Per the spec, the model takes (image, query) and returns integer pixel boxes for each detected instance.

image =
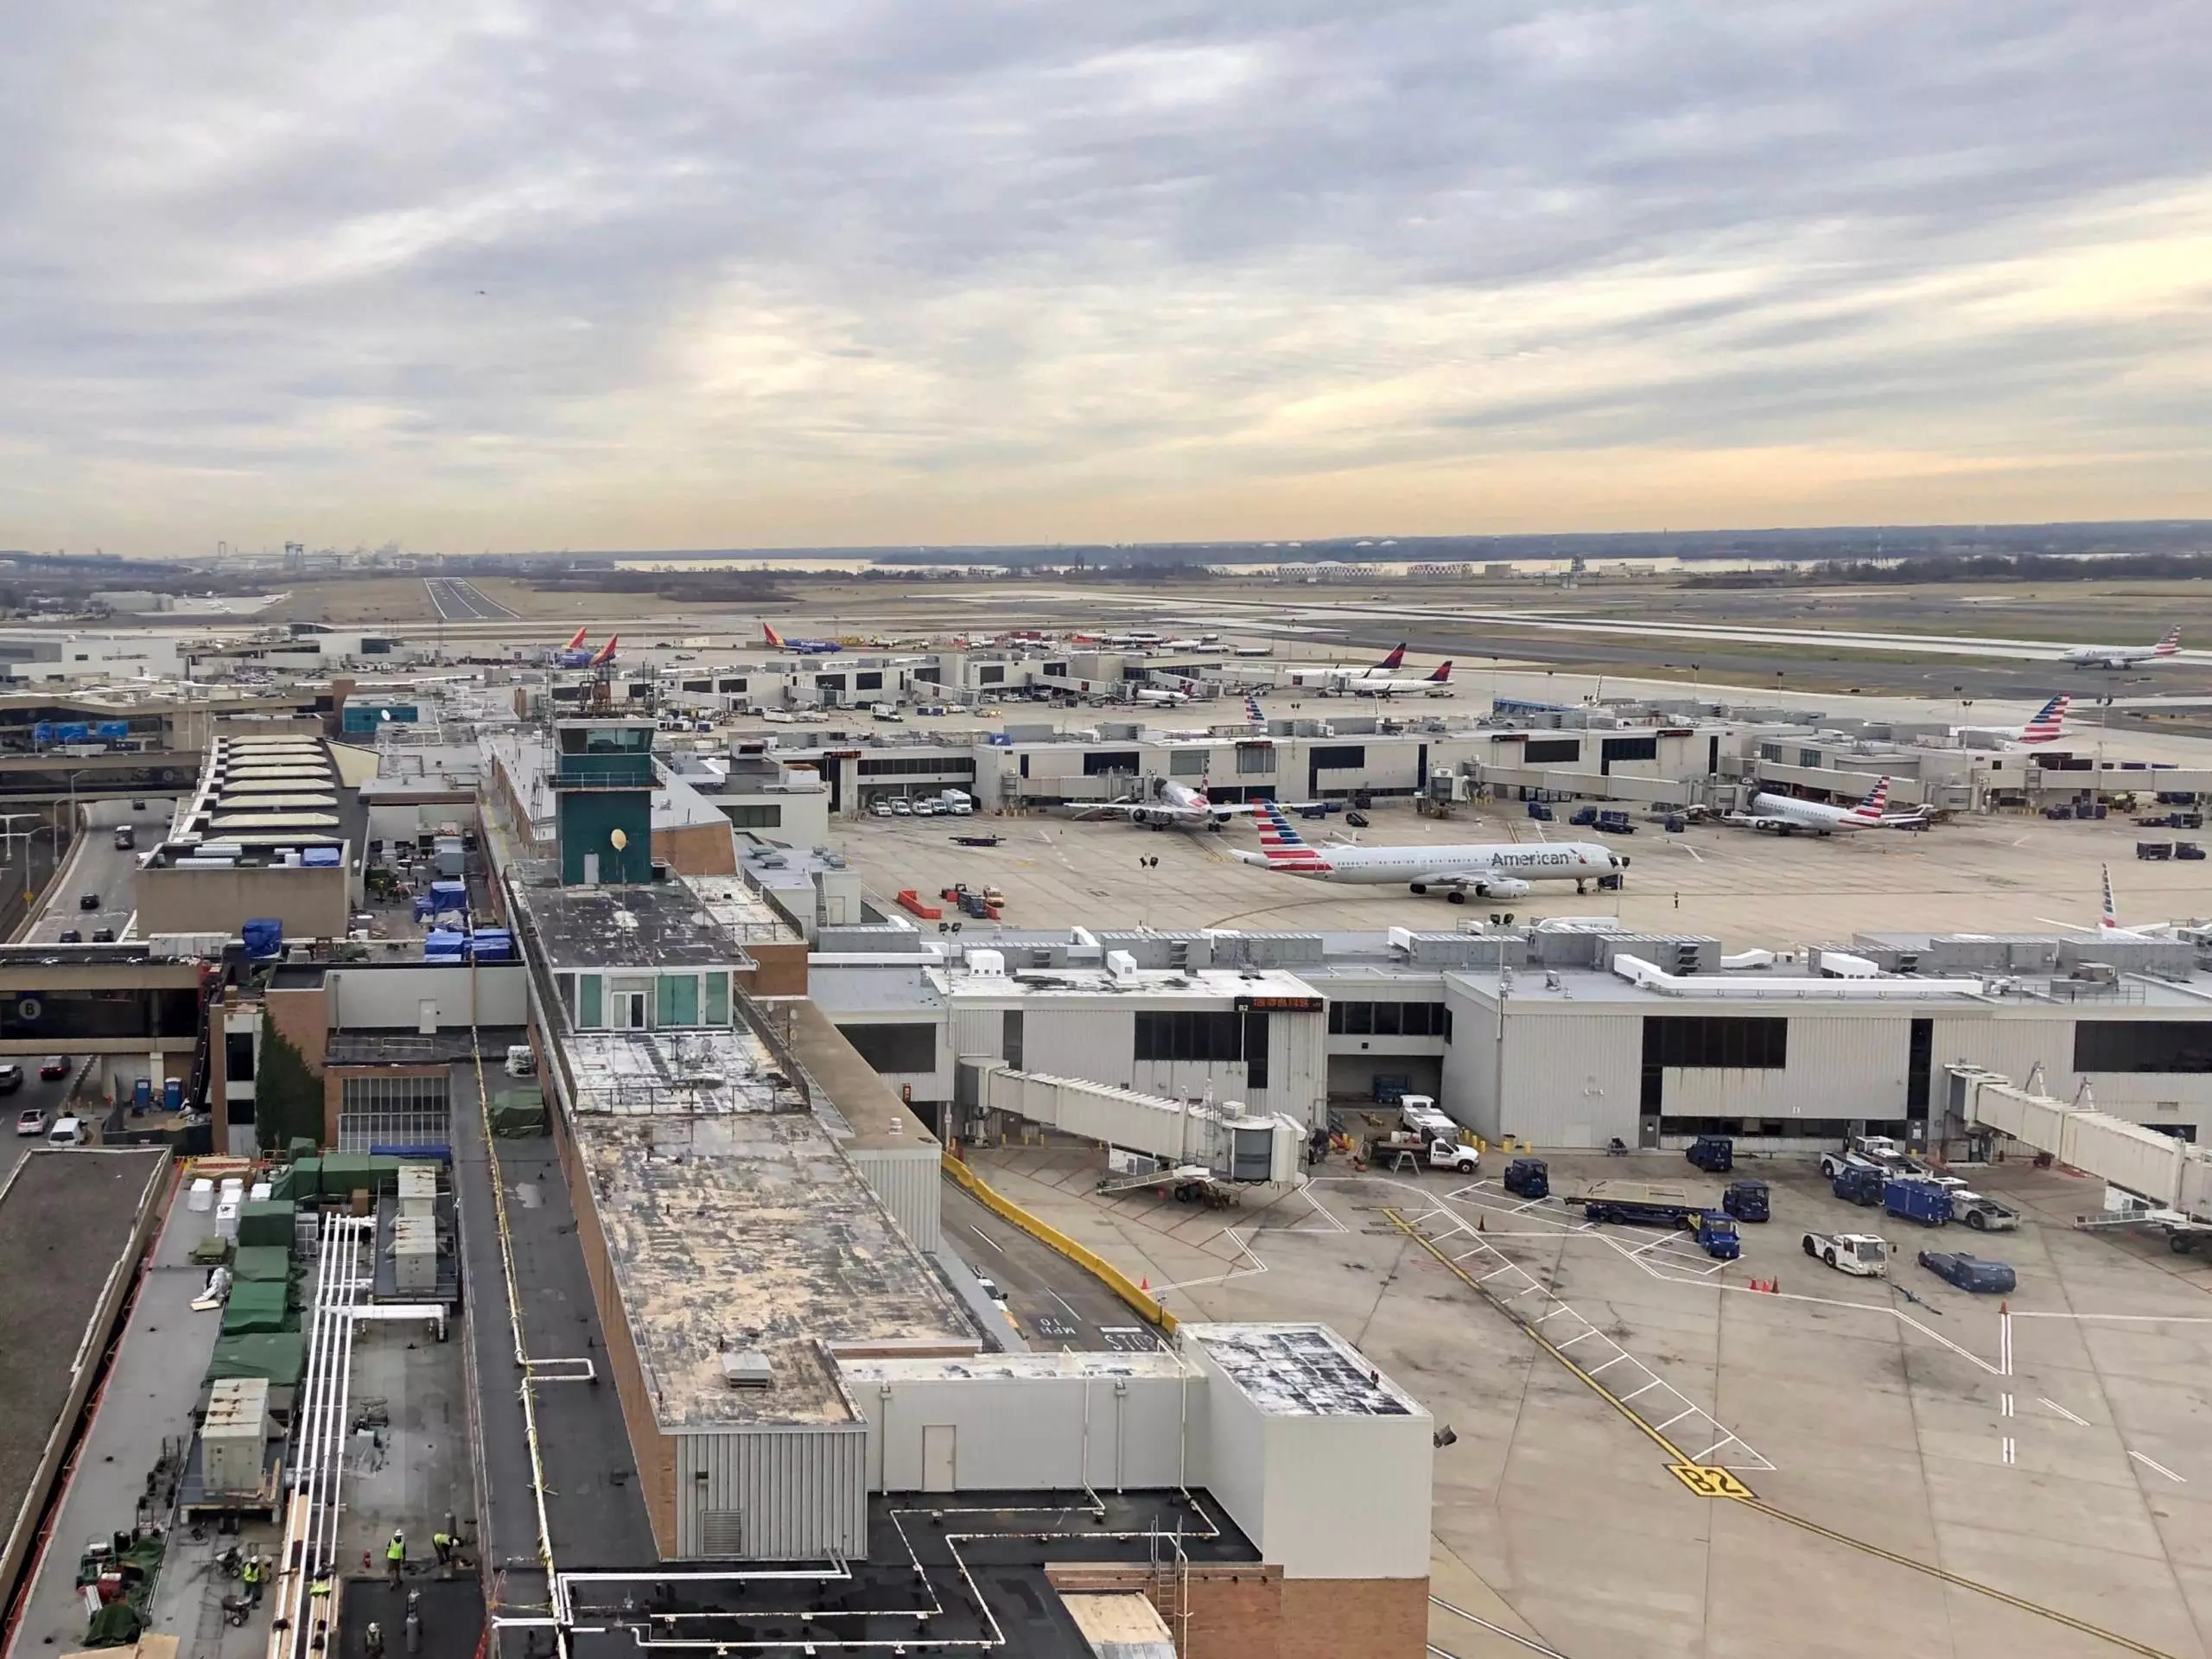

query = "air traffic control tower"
[551,717,657,885]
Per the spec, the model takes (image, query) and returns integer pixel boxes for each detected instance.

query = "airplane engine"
[1478,876,1532,899]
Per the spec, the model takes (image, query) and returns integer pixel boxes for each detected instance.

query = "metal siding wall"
[1502,1010,1642,1148]
[1274,1010,1327,1128]
[848,1147,942,1253]
[861,1373,1195,1492]
[1033,1007,1136,1089]
[950,1006,1001,1059]
[1666,1016,1908,1118]
[1440,982,1500,1137]
[677,1426,869,1560]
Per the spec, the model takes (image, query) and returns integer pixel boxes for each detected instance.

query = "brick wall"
[555,1106,678,1554]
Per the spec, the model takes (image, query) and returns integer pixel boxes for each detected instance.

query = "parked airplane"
[1344,662,1453,699]
[587,635,619,668]
[2037,865,2195,939]
[1953,694,2070,747]
[2064,626,2180,670]
[1244,694,1268,725]
[1323,642,1408,681]
[763,623,842,655]
[1071,775,1263,830]
[1229,803,1627,899]
[553,627,598,667]
[1724,776,1929,836]
[1134,685,1194,706]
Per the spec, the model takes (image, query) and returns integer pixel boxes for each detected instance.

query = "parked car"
[1917,1249,2016,1294]
[38,1055,67,1080]
[0,1064,22,1095]
[891,799,912,816]
[78,892,100,910]
[15,1105,51,1137]
[869,801,894,818]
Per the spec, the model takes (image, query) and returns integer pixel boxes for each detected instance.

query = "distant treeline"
[529,570,793,604]
[1685,551,2212,588]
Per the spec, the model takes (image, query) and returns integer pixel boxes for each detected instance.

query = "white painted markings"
[2002,1438,2017,1465]
[2132,1451,2187,1484]
[2040,1397,2089,1427]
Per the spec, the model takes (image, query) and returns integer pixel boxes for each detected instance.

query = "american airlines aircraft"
[2037,865,2191,939]
[1725,776,1929,836]
[2064,626,2180,670]
[1954,694,2070,747]
[1229,803,1627,899]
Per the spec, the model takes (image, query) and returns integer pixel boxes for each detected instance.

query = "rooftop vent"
[721,1350,773,1389]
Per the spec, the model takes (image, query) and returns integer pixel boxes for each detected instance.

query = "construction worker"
[362,1619,383,1659]
[431,1529,453,1568]
[239,1551,264,1605]
[385,1529,406,1589]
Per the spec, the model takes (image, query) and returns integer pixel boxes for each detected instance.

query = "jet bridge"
[959,1060,1303,1184]
[1946,1064,2212,1230]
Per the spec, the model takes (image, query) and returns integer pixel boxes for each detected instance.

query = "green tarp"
[220,1278,294,1336]
[490,1090,546,1137]
[288,1136,318,1160]
[320,1152,375,1198]
[235,1199,296,1249]
[205,1332,307,1389]
[230,1244,292,1282]
[265,1166,296,1203]
[289,1156,321,1201]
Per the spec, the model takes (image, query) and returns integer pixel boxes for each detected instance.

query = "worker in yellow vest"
[385,1530,405,1589]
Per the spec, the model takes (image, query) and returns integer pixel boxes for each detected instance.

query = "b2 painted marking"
[1669,1463,1756,1500]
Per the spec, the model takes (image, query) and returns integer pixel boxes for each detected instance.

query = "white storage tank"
[203,1376,270,1495]
[214,1199,239,1241]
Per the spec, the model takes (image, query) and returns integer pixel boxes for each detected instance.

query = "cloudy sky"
[3,1,2209,556]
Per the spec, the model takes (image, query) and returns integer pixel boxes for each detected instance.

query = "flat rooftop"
[938,964,1319,1002]
[512,870,750,971]
[0,1149,168,1566]
[1185,1323,1422,1419]
[566,1025,803,1116]
[684,873,804,943]
[837,1350,1188,1385]
[573,1110,976,1428]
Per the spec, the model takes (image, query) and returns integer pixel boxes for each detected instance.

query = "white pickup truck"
[1369,1132,1480,1175]
[1802,1231,1890,1276]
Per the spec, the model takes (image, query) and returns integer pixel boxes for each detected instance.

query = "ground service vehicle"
[1723,1179,1770,1221]
[1885,1178,1954,1226]
[1503,1158,1549,1199]
[1833,1165,1886,1206]
[1802,1231,1889,1276]
[1686,1136,1734,1173]
[1952,1192,2019,1231]
[1367,1132,1479,1174]
[1918,1249,2016,1294]
[1567,1181,1744,1258]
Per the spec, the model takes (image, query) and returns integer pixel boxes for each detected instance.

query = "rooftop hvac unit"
[1105,949,1139,982]
[721,1351,773,1389]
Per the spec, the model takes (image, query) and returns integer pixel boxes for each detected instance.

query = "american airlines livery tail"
[1255,803,1329,869]
[1244,695,1267,725]
[2101,864,2121,931]
[2157,626,2183,658]
[1850,777,1891,821]
[2018,695,2070,744]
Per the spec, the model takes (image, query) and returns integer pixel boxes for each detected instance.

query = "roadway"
[425,577,517,620]
[940,1178,1159,1352]
[20,798,152,944]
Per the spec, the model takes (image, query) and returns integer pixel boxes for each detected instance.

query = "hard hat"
[393,1529,404,1540]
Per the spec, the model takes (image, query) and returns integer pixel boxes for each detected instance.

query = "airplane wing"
[1719,813,1786,831]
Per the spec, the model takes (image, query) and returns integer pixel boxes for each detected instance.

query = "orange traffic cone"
[1141,1277,1149,1292]
[1477,1214,1486,1232]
